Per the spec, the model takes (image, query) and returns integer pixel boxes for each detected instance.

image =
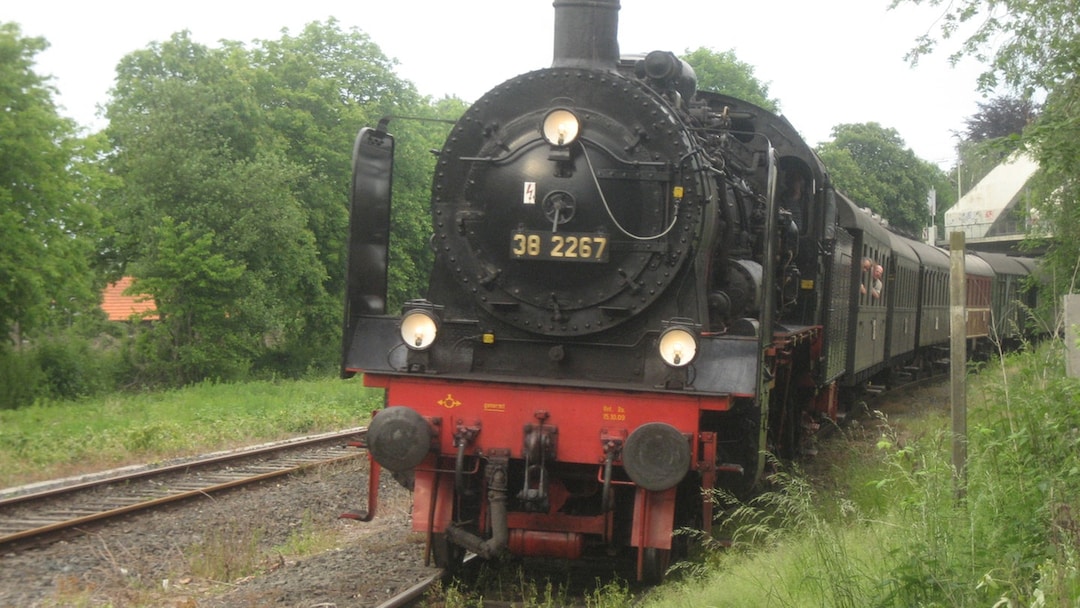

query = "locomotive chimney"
[552,0,621,70]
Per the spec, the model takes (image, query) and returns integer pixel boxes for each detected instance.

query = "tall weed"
[875,341,1080,606]
[719,465,887,607]
[645,339,1080,607]
[186,522,267,582]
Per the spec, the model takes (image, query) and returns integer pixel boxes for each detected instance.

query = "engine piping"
[445,459,509,559]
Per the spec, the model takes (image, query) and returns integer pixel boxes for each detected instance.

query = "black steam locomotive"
[341,0,1035,581]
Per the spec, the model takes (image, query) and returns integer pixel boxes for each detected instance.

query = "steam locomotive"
[341,0,1036,582]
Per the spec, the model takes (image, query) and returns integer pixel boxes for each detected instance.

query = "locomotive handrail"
[459,135,672,170]
[458,137,545,164]
[581,142,681,241]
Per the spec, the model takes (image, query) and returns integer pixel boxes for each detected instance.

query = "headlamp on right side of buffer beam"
[657,324,698,368]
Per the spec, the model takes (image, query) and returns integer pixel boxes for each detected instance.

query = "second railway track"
[0,427,367,549]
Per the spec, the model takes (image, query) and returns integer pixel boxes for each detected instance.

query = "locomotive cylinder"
[552,0,621,70]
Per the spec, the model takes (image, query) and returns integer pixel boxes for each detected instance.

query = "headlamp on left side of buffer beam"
[657,325,698,368]
[400,307,439,351]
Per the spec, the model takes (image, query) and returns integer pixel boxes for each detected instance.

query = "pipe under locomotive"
[342,0,839,581]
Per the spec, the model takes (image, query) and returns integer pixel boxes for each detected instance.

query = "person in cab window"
[871,264,884,299]
[779,170,806,232]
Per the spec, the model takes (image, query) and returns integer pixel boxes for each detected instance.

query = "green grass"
[427,566,635,608]
[186,521,268,582]
[275,509,341,557]
[644,339,1080,607]
[8,343,1079,606]
[0,375,382,488]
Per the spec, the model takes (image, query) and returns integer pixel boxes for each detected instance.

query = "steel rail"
[0,427,365,507]
[0,428,367,547]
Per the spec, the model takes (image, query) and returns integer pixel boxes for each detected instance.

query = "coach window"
[898,266,911,308]
[909,268,916,307]
[871,261,884,302]
[860,254,872,304]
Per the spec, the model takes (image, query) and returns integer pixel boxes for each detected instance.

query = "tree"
[246,20,457,330]
[133,218,250,384]
[892,0,1078,96]
[104,31,327,383]
[0,23,100,346]
[965,96,1039,144]
[1026,78,1080,289]
[102,22,453,382]
[891,0,1080,293]
[681,47,779,112]
[816,122,953,236]
[954,95,1040,196]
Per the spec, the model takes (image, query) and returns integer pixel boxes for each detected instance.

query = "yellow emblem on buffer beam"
[438,394,462,409]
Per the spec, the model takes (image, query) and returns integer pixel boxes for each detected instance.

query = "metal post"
[949,232,967,500]
[1065,295,1080,378]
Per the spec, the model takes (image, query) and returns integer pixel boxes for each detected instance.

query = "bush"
[0,330,133,409]
[34,334,120,400]
[0,347,47,409]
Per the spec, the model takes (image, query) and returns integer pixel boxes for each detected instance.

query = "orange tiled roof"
[101,277,158,321]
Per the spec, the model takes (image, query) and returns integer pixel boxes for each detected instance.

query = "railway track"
[0,428,366,549]
[373,558,475,608]
[0,379,948,606]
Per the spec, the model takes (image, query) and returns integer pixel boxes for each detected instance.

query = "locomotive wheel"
[641,547,670,584]
[673,478,703,560]
[431,532,465,571]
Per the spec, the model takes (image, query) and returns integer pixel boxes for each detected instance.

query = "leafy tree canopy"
[956,95,1040,193]
[103,25,382,381]
[0,23,100,345]
[378,97,468,311]
[682,47,779,112]
[101,20,460,383]
[965,95,1039,144]
[891,0,1078,95]
[817,122,952,236]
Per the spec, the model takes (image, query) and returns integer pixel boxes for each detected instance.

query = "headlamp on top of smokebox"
[541,108,580,161]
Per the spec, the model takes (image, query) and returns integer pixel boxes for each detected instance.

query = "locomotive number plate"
[510,231,609,262]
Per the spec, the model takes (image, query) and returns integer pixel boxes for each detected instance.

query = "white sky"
[7,0,985,168]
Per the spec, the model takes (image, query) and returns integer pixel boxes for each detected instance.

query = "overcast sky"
[7,0,985,168]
